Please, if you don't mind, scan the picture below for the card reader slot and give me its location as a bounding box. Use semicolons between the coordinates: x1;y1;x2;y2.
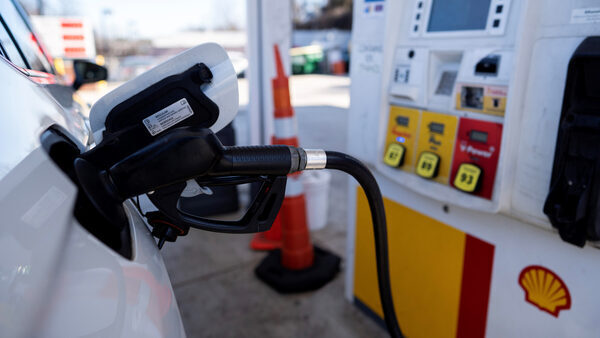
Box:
461;86;484;110
475;55;500;76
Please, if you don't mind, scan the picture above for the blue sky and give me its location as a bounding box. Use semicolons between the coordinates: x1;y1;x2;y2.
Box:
22;0;248;38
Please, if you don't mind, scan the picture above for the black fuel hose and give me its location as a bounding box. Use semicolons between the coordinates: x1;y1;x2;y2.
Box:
324;151;404;338
213;147;403;337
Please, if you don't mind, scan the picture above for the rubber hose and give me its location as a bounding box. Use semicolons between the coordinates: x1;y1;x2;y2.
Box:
325;151;404;338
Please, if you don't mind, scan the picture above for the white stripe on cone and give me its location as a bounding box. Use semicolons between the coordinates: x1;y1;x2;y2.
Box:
285;174;304;197
274;117;298;140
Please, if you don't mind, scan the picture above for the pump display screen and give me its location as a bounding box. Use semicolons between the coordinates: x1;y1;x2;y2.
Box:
427;0;491;32
469;130;488;143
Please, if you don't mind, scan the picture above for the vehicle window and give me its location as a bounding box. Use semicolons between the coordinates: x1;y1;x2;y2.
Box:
0;15;27;68
0;1;53;73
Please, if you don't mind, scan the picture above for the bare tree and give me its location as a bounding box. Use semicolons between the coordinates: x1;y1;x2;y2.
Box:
293;0;352;30
214;0;242;31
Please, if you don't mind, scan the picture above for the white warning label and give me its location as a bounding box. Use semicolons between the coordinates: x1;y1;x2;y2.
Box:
143;98;194;136
571;7;600;24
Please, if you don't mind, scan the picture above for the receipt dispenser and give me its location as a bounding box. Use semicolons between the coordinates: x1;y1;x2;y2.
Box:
544;37;600;247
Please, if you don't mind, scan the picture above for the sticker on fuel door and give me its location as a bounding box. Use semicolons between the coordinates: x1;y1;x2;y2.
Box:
143;98;194;136
454;163;482;193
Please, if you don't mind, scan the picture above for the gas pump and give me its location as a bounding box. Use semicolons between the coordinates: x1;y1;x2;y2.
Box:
347;0;600;336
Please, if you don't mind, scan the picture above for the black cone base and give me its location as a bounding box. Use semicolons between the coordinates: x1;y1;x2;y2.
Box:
255;246;341;293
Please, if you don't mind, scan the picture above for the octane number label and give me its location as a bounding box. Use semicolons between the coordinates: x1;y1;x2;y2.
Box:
384;143;405;167
143;98;194;136
453;163;482;193
416;152;440;179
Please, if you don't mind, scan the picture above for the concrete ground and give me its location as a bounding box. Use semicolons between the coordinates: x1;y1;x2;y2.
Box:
159;75;388;337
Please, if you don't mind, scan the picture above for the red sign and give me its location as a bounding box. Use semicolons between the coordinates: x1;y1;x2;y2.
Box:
450;118;503;199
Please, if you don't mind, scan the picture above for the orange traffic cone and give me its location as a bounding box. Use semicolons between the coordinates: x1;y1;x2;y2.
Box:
250;215;283;250
328;49;346;75
280;184;313;269
332;61;346;75
255;45;340;292
250;44;306;251
250;44;299;251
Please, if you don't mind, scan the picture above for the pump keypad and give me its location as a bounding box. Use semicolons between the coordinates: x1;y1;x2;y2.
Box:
383;106;503;200
453;163;482;193
416;152;440;179
384;144;406;167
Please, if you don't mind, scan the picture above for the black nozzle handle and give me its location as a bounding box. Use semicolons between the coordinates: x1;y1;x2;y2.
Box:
213;145;306;176
108;127;221;197
106;128;308;198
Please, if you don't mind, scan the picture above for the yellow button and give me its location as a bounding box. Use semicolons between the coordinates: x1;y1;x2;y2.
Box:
384;143;406;167
416;152;440;179
453;163;482;193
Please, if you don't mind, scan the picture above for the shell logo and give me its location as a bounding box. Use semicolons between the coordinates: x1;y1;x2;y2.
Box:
518;265;571;317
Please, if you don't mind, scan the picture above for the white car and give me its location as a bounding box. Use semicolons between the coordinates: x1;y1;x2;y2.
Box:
0;1;194;336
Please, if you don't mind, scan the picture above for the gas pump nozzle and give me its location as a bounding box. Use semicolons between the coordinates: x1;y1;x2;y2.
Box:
74;126;308;236
106;128;307;196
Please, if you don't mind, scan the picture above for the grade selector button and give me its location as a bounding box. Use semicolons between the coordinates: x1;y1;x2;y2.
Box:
384;143;406;167
416;151;440;179
453;163;482;193
450;118;502;199
415;111;458;184
384;106;420;172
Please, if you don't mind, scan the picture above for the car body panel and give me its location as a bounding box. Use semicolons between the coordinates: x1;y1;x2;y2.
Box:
0;57;70;180
0;16;185;338
0;147;77;338
38;197;185;338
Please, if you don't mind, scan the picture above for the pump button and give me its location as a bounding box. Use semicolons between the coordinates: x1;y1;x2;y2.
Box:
453;163;482;193
384;143;406;168
416;152;440;179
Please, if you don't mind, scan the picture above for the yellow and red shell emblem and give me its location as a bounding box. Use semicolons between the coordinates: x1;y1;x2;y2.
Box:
518;265;571;317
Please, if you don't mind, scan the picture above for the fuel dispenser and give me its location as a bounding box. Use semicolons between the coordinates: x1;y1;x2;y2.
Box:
346;0;600;336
